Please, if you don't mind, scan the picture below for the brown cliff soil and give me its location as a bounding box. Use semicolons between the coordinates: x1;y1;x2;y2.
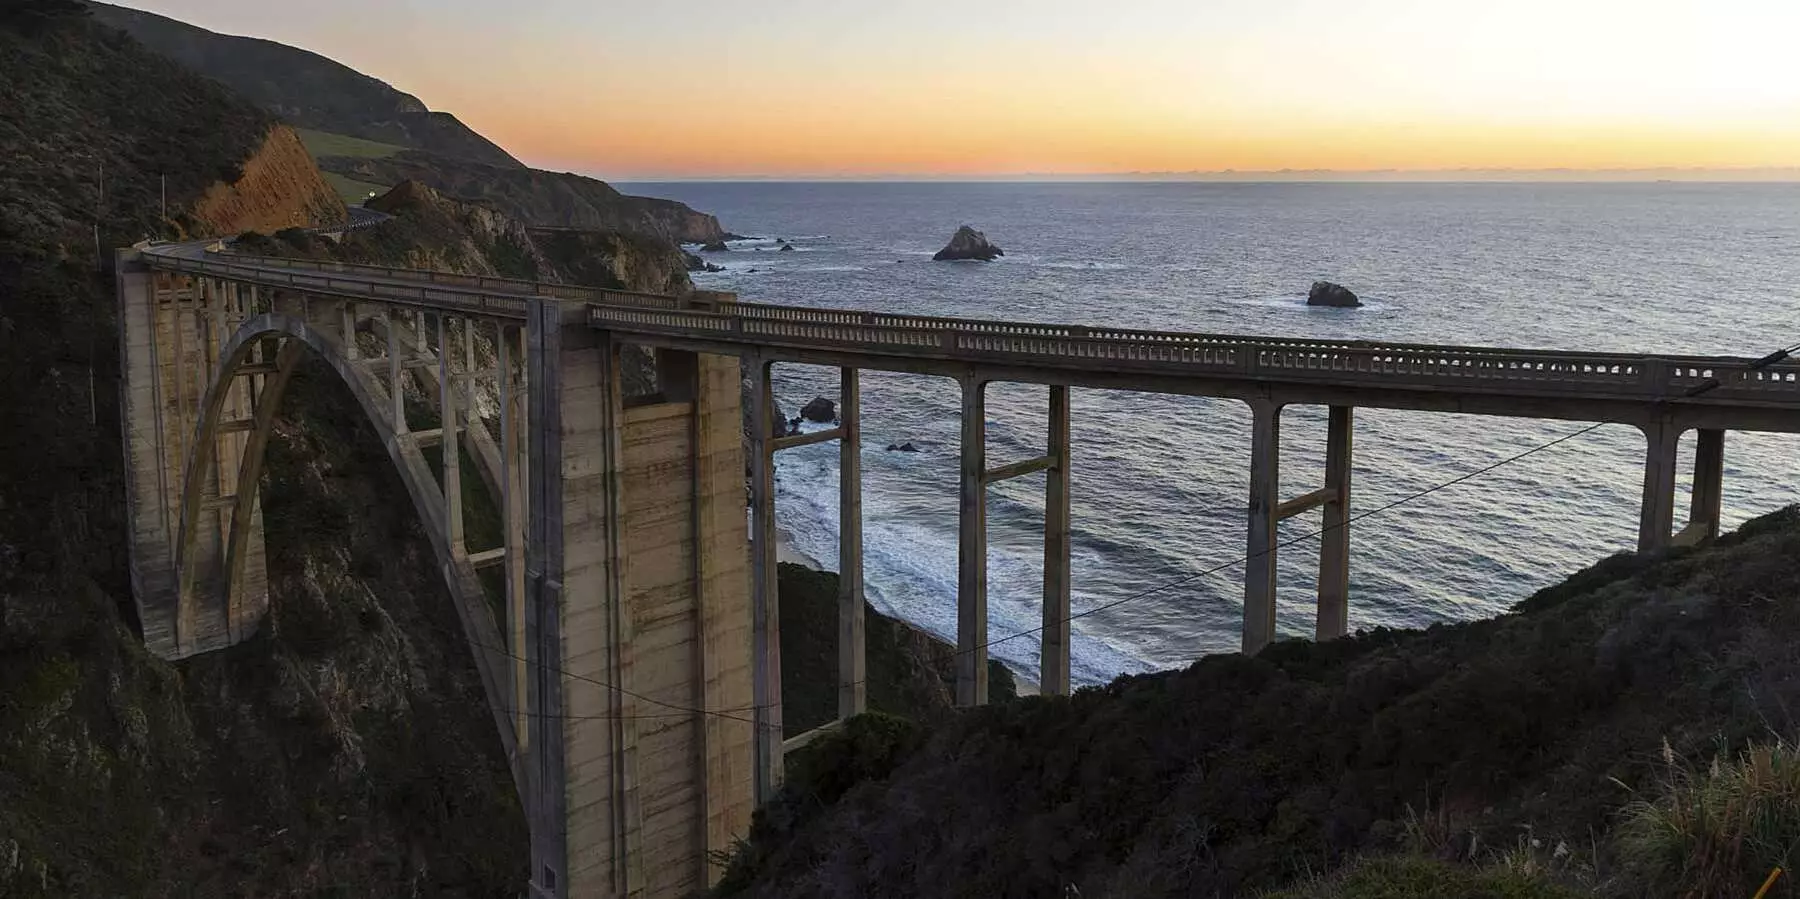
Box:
189;124;346;235
719;508;1800;899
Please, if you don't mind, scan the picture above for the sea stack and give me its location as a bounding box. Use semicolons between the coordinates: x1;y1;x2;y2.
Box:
933;225;1004;262
1307;281;1363;308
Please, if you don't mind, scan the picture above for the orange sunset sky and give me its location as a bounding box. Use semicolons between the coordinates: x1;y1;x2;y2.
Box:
125;0;1800;179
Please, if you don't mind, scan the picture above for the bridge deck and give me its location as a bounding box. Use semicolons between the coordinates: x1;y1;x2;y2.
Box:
141;243;1800;432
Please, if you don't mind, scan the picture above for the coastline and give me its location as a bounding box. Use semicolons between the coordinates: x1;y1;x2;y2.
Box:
775;524;1040;697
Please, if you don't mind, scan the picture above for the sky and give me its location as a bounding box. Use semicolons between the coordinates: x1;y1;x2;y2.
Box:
123;0;1800;179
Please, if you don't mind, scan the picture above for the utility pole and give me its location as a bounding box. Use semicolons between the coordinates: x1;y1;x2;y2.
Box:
160;174;166;221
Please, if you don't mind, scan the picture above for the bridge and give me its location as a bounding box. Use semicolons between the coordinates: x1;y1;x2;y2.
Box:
117;241;1800;898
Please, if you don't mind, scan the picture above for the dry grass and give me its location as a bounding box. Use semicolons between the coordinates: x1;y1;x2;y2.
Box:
1614;737;1800;898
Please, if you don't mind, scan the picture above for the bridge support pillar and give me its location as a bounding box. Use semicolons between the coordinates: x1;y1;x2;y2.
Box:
957;374;989;707
1638;416;1681;553
1041;385;1073;697
1315;406;1354;641
1674;429;1727;547
747;358;783;801
839;367;867;719
1243;400;1282;654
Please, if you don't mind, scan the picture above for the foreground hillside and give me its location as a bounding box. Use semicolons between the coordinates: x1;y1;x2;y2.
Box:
723;508;1800;898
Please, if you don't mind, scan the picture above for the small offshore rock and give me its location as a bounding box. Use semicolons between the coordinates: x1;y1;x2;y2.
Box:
886;442;921;453
701;240;730;252
933;225;1004;262
1307;280;1363;308
779;243;795;252
801;397;836;423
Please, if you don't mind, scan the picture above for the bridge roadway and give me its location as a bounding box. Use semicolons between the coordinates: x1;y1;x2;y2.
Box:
144;242;1800;429
131;241;1800;898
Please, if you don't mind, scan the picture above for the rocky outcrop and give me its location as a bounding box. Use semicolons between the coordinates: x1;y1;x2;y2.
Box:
701;240;730;252
933;225;1004;262
531;227;694;296
1307;280;1363;308
320;151;731;244
190;125;346;235
800;397;836;423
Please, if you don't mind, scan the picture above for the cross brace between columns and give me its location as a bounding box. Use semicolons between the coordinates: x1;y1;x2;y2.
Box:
984;455;1056;483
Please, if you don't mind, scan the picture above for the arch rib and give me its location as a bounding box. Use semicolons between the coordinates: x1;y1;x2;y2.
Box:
172;309;524;796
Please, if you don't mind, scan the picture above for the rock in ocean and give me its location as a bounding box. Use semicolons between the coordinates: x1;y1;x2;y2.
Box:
800;397;836;423
933;225;1004;262
1307;280;1363;308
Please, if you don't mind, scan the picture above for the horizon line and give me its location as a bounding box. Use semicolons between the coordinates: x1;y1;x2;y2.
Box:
597;165;1800;184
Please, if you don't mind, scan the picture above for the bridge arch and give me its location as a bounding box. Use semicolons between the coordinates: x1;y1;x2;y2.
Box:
170;308;524;792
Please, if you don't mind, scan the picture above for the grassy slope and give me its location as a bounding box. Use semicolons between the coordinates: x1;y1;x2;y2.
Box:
723;508;1800;899
297;127;405;160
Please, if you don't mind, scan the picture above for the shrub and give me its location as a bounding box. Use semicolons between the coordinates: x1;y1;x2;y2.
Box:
1262;855;1586;899
1614;737;1800;898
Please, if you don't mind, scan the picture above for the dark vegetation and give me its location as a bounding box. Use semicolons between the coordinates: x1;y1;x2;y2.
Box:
777;563;1017;737
0;8;525;892
84;0;523;167
720;508;1800;898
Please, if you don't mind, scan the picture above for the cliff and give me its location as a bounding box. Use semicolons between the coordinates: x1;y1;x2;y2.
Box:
190;124;346;234
721;508;1800;899
85;0;522;167
324;150;731;244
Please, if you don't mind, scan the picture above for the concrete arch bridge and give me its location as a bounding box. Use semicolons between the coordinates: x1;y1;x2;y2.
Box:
117;242;1800;898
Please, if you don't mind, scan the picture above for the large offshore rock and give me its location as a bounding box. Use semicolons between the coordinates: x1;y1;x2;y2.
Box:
800;397;836;423
1307;280;1363;308
933;225;1004;262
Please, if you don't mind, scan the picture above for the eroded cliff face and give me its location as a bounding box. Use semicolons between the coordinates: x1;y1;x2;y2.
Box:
190;124;346;236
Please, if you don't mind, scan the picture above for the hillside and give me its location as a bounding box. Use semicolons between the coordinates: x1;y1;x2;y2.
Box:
721;508;1800;899
84;0;733;244
0;7;520;893
85;0;522;168
323;150;733;243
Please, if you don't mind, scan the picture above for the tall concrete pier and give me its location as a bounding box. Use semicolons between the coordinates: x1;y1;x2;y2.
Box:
121;241;1800;897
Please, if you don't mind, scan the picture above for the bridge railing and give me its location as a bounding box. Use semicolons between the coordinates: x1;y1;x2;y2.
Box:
589;303;1800;402
229;253;684;308
144;246;1800;405
144;251;534;319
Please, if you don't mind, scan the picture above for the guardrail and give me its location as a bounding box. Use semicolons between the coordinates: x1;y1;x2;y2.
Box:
143;246;1800;406
588;303;1800;403
144;249;532;319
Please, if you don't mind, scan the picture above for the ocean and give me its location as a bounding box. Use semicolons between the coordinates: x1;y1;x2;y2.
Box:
621;181;1800;686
